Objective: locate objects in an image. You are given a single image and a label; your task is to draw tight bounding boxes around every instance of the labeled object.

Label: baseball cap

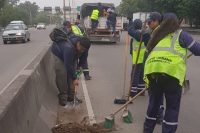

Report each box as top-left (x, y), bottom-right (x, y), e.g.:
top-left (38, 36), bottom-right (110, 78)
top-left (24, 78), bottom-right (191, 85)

top-left (133, 19), bottom-right (142, 30)
top-left (162, 13), bottom-right (178, 22)
top-left (147, 12), bottom-right (162, 23)
top-left (63, 21), bottom-right (71, 27)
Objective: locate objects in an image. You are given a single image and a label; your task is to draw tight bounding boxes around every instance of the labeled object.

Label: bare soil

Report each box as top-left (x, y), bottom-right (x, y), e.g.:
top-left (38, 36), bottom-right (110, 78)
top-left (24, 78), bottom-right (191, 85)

top-left (52, 122), bottom-right (111, 133)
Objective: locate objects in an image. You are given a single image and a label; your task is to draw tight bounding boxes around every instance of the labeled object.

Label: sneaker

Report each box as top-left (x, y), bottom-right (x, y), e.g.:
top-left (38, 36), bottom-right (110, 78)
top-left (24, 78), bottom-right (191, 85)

top-left (58, 94), bottom-right (68, 106)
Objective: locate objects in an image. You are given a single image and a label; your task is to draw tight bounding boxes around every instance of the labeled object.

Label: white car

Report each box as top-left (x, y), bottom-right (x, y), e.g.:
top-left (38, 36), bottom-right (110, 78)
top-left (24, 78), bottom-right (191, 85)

top-left (2, 24), bottom-right (30, 44)
top-left (36, 23), bottom-right (46, 30)
top-left (10, 20), bottom-right (24, 24)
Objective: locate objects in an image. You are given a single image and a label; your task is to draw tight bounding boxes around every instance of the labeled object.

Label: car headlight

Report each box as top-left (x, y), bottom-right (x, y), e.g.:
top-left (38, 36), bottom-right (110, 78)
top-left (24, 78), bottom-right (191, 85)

top-left (16, 33), bottom-right (24, 36)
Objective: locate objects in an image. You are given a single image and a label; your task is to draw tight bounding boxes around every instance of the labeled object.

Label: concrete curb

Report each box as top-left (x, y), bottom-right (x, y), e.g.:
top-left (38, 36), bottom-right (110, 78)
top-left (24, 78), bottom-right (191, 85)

top-left (0, 46), bottom-right (58, 133)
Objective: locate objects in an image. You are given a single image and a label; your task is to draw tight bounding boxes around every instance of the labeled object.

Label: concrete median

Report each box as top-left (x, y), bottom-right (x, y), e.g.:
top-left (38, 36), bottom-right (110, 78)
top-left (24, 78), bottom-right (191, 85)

top-left (0, 46), bottom-right (58, 133)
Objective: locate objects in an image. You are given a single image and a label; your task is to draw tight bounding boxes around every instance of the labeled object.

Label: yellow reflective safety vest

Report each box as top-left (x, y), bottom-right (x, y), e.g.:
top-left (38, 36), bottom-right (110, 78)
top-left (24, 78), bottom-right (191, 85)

top-left (144, 29), bottom-right (187, 86)
top-left (132, 38), bottom-right (146, 64)
top-left (90, 9), bottom-right (99, 20)
top-left (71, 25), bottom-right (83, 36)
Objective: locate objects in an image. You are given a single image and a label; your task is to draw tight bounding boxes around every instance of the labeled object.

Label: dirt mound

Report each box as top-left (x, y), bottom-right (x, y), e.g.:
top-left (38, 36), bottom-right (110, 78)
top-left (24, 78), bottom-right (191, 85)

top-left (52, 123), bottom-right (111, 133)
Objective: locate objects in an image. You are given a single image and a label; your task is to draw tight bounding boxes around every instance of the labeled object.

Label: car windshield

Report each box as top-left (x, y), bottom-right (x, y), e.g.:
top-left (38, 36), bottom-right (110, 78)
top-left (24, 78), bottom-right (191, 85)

top-left (5, 25), bottom-right (23, 30)
top-left (38, 23), bottom-right (45, 25)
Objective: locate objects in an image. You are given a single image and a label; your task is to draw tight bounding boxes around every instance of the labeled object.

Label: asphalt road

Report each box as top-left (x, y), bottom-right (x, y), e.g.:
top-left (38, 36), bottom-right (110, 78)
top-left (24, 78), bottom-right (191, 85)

top-left (86, 32), bottom-right (200, 133)
top-left (0, 26), bottom-right (53, 93)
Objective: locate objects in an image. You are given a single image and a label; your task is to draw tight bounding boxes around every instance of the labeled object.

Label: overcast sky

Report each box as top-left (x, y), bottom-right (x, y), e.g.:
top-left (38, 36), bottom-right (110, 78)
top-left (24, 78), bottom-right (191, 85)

top-left (19, 0), bottom-right (121, 9)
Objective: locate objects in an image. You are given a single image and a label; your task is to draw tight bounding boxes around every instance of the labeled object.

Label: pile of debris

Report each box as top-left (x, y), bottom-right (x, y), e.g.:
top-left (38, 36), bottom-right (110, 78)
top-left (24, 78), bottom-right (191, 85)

top-left (52, 122), bottom-right (111, 133)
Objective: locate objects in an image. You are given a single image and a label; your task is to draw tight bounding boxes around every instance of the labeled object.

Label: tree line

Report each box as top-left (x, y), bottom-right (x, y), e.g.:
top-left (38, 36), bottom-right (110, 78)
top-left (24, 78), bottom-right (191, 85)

top-left (0, 0), bottom-right (62, 27)
top-left (117, 0), bottom-right (200, 27)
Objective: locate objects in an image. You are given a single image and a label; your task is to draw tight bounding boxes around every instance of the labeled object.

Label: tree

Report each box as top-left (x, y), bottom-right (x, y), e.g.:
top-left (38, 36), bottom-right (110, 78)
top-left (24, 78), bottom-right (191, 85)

top-left (34, 11), bottom-right (49, 24)
top-left (18, 1), bottom-right (39, 25)
top-left (0, 0), bottom-right (6, 9)
top-left (9, 0), bottom-right (19, 5)
top-left (118, 0), bottom-right (149, 17)
top-left (0, 1), bottom-right (39, 26)
top-left (179, 0), bottom-right (200, 27)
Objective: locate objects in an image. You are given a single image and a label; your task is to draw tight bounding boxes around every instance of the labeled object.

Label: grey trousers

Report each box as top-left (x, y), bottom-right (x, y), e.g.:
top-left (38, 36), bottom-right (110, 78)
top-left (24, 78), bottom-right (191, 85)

top-left (53, 54), bottom-right (75, 100)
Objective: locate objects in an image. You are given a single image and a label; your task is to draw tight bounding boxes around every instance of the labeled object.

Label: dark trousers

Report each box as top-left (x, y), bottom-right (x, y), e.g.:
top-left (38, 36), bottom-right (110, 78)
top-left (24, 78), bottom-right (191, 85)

top-left (106, 20), bottom-right (116, 33)
top-left (91, 19), bottom-right (98, 29)
top-left (78, 50), bottom-right (89, 76)
top-left (144, 74), bottom-right (182, 133)
top-left (131, 64), bottom-right (145, 96)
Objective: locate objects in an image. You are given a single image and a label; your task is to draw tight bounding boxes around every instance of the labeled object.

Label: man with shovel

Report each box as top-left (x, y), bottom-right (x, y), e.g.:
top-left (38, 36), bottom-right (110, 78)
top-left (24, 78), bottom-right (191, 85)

top-left (143, 13), bottom-right (200, 133)
top-left (63, 21), bottom-right (92, 80)
top-left (50, 27), bottom-right (91, 106)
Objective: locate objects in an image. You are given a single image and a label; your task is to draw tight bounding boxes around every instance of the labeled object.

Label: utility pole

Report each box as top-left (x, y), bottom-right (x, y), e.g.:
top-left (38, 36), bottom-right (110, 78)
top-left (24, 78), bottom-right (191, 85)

top-left (63, 0), bottom-right (66, 21)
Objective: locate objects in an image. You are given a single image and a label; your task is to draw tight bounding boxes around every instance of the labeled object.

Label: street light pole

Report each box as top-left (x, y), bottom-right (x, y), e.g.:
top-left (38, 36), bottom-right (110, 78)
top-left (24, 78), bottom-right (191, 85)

top-left (63, 0), bottom-right (66, 21)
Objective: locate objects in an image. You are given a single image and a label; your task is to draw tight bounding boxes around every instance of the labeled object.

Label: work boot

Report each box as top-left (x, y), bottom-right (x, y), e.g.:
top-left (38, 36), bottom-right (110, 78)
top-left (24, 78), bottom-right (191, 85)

top-left (84, 74), bottom-right (92, 80)
top-left (58, 94), bottom-right (68, 106)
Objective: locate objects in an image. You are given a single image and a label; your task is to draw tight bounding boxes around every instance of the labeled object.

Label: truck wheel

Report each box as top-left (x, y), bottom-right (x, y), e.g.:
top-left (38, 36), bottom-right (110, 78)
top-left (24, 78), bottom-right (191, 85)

top-left (3, 40), bottom-right (7, 44)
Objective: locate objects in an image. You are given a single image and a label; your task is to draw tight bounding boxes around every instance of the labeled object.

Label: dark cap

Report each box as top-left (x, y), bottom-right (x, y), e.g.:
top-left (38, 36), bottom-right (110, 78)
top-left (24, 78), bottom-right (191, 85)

top-left (63, 21), bottom-right (71, 26)
top-left (133, 19), bottom-right (142, 30)
top-left (147, 12), bottom-right (162, 23)
top-left (79, 37), bottom-right (91, 50)
top-left (162, 13), bottom-right (178, 22)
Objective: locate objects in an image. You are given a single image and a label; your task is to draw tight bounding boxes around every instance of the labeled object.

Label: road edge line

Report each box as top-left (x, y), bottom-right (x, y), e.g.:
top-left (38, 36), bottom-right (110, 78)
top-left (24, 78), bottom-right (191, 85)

top-left (81, 75), bottom-right (96, 125)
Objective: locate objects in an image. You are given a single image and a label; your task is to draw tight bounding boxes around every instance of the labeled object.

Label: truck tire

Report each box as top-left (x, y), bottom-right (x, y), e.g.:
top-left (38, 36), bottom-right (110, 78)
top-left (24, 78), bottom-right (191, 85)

top-left (3, 40), bottom-right (7, 44)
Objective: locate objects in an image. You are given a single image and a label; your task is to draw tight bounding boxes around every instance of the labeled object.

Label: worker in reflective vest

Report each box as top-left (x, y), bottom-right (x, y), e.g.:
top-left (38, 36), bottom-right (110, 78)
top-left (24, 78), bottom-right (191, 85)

top-left (143, 13), bottom-right (200, 133)
top-left (90, 8), bottom-right (99, 32)
top-left (71, 24), bottom-right (92, 80)
top-left (128, 19), bottom-right (146, 97)
top-left (128, 12), bottom-right (165, 124)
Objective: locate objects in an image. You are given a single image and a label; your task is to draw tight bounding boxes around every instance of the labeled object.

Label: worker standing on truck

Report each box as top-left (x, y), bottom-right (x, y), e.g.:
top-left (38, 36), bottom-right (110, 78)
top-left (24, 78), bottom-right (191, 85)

top-left (90, 7), bottom-right (99, 33)
top-left (143, 12), bottom-right (200, 133)
top-left (106, 8), bottom-right (117, 36)
top-left (50, 26), bottom-right (91, 106)
top-left (63, 21), bottom-right (92, 80)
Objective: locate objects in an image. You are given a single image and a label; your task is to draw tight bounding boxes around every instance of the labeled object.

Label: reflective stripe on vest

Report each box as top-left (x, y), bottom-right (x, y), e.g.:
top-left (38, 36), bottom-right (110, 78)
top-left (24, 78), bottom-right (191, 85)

top-left (132, 38), bottom-right (146, 64)
top-left (71, 25), bottom-right (83, 36)
top-left (90, 9), bottom-right (99, 20)
top-left (144, 29), bottom-right (187, 86)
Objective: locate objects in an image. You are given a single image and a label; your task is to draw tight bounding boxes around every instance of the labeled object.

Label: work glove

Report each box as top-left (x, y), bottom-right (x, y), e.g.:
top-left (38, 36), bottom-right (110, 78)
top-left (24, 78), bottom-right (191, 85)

top-left (75, 68), bottom-right (83, 78)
